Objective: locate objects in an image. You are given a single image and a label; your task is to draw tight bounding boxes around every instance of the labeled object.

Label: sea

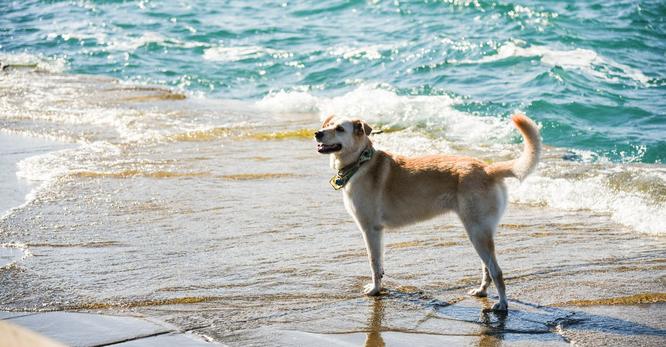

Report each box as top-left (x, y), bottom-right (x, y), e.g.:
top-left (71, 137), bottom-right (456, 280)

top-left (1, 1), bottom-right (665, 346)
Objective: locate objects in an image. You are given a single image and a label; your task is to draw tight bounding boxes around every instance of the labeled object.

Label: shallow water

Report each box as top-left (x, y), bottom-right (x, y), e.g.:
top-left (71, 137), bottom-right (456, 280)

top-left (0, 69), bottom-right (664, 346)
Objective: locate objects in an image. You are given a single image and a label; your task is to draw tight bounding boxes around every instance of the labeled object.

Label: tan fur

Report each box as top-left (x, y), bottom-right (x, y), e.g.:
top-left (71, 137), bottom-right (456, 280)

top-left (315, 114), bottom-right (541, 311)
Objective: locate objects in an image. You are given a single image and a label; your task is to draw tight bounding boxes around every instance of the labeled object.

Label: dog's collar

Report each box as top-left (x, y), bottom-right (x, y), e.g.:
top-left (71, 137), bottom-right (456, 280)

top-left (330, 147), bottom-right (375, 190)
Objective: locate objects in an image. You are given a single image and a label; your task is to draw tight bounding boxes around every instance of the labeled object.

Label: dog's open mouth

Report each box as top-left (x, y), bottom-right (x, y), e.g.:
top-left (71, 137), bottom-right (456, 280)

top-left (317, 143), bottom-right (342, 154)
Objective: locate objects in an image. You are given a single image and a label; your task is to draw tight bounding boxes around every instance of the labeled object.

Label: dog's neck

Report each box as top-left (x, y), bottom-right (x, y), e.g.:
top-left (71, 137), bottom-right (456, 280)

top-left (330, 140), bottom-right (373, 171)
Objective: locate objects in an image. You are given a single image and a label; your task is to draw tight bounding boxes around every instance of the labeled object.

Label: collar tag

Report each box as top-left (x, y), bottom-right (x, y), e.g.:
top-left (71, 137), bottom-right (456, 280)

top-left (329, 147), bottom-right (375, 190)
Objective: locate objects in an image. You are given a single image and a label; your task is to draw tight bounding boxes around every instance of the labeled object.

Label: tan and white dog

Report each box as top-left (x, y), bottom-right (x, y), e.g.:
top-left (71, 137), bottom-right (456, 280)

top-left (314, 114), bottom-right (541, 311)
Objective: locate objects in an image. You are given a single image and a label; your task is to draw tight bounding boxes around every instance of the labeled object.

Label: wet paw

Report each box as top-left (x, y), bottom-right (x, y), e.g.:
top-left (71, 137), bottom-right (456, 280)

top-left (468, 288), bottom-right (488, 297)
top-left (491, 301), bottom-right (508, 312)
top-left (363, 283), bottom-right (381, 296)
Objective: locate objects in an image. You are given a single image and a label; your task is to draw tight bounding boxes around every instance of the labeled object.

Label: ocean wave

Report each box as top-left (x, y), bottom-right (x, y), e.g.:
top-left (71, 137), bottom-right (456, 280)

top-left (508, 165), bottom-right (666, 235)
top-left (258, 85), bottom-right (517, 149)
top-left (0, 53), bottom-right (67, 73)
top-left (44, 29), bottom-right (210, 53)
top-left (464, 42), bottom-right (651, 85)
top-left (103, 32), bottom-right (210, 51)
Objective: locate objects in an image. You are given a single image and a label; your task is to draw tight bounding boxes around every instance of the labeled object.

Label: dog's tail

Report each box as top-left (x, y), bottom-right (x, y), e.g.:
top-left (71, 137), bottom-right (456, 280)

top-left (487, 113), bottom-right (541, 181)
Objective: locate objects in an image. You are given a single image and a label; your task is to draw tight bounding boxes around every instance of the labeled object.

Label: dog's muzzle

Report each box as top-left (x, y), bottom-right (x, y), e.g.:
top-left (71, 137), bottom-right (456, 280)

top-left (315, 131), bottom-right (342, 153)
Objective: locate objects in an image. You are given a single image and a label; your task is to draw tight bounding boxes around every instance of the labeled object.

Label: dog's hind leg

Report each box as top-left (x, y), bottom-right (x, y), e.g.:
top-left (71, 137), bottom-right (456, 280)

top-left (468, 263), bottom-right (491, 297)
top-left (458, 183), bottom-right (509, 311)
top-left (359, 223), bottom-right (385, 296)
top-left (466, 228), bottom-right (508, 311)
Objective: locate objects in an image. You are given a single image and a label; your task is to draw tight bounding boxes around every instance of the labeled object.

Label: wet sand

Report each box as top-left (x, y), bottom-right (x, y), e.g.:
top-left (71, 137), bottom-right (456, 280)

top-left (0, 70), bottom-right (664, 346)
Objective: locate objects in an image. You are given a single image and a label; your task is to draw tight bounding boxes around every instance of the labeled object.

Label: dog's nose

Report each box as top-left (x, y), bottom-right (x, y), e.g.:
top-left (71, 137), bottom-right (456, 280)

top-left (314, 131), bottom-right (323, 140)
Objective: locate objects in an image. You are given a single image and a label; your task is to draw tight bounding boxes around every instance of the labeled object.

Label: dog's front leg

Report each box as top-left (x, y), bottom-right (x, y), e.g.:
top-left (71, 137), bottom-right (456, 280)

top-left (359, 224), bottom-right (384, 296)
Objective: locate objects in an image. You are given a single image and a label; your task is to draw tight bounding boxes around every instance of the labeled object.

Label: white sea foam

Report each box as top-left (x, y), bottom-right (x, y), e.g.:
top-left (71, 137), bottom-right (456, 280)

top-left (16, 142), bottom-right (120, 183)
top-left (329, 44), bottom-right (393, 61)
top-left (508, 167), bottom-right (666, 235)
top-left (46, 31), bottom-right (108, 45)
top-left (256, 91), bottom-right (320, 114)
top-left (203, 46), bottom-right (290, 62)
top-left (0, 243), bottom-right (31, 269)
top-left (371, 129), bottom-right (455, 156)
top-left (468, 42), bottom-right (651, 85)
top-left (258, 85), bottom-right (516, 149)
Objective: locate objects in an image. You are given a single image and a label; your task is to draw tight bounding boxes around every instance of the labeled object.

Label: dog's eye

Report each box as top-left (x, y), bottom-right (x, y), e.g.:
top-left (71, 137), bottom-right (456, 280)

top-left (335, 126), bottom-right (344, 132)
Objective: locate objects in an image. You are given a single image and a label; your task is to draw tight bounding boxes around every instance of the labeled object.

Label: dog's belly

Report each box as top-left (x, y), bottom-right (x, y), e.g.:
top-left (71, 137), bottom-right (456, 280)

top-left (380, 192), bottom-right (457, 228)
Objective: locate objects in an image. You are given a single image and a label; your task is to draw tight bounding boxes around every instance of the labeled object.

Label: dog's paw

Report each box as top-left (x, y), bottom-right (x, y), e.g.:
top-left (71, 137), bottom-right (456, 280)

top-left (491, 300), bottom-right (508, 312)
top-left (468, 288), bottom-right (488, 297)
top-left (363, 283), bottom-right (381, 296)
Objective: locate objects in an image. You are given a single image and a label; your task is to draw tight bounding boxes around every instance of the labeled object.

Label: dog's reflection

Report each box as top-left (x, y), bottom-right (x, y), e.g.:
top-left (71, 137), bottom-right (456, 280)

top-left (478, 298), bottom-right (508, 347)
top-left (364, 298), bottom-right (386, 347)
top-left (363, 296), bottom-right (508, 347)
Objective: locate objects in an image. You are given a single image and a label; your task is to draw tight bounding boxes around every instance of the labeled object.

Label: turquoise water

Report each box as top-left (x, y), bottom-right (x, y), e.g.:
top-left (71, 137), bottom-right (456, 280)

top-left (2, 0), bottom-right (665, 163)
top-left (2, 3), bottom-right (666, 345)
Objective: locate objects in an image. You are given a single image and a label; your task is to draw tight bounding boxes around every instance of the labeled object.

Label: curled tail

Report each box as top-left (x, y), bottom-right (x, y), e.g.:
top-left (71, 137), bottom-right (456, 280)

top-left (487, 113), bottom-right (541, 181)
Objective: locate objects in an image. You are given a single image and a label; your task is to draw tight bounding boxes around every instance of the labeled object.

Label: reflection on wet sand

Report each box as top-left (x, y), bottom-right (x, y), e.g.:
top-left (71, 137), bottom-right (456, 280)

top-left (359, 292), bottom-right (665, 347)
top-left (364, 295), bottom-right (511, 347)
top-left (365, 298), bottom-right (385, 347)
top-left (477, 302), bottom-right (508, 347)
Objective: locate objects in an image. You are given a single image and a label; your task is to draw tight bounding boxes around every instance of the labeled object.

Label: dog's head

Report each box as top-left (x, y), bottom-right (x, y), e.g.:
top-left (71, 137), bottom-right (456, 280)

top-left (314, 115), bottom-right (372, 156)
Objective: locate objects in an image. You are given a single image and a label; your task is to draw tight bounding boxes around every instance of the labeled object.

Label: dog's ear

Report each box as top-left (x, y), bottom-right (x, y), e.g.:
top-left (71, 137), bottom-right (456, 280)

top-left (363, 122), bottom-right (373, 135)
top-left (321, 114), bottom-right (335, 128)
top-left (353, 120), bottom-right (373, 136)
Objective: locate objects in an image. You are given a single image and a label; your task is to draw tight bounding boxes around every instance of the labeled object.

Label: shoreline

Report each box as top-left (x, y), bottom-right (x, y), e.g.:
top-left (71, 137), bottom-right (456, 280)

top-left (0, 131), bottom-right (69, 218)
top-left (0, 131), bottom-right (221, 346)
top-left (0, 131), bottom-right (70, 270)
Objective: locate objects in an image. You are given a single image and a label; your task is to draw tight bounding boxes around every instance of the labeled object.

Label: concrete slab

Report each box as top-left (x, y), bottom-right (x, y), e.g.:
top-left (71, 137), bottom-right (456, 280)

top-left (279, 330), bottom-right (477, 347)
top-left (0, 312), bottom-right (35, 320)
top-left (279, 329), bottom-right (569, 347)
top-left (6, 312), bottom-right (171, 347)
top-left (112, 332), bottom-right (222, 347)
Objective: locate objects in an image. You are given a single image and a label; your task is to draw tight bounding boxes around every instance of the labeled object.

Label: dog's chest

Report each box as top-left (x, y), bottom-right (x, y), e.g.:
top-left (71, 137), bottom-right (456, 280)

top-left (341, 185), bottom-right (360, 217)
top-left (341, 179), bottom-right (385, 224)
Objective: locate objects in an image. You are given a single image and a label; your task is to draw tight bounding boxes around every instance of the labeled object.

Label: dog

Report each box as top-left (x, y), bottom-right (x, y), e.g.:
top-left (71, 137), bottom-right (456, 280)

top-left (314, 113), bottom-right (541, 311)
